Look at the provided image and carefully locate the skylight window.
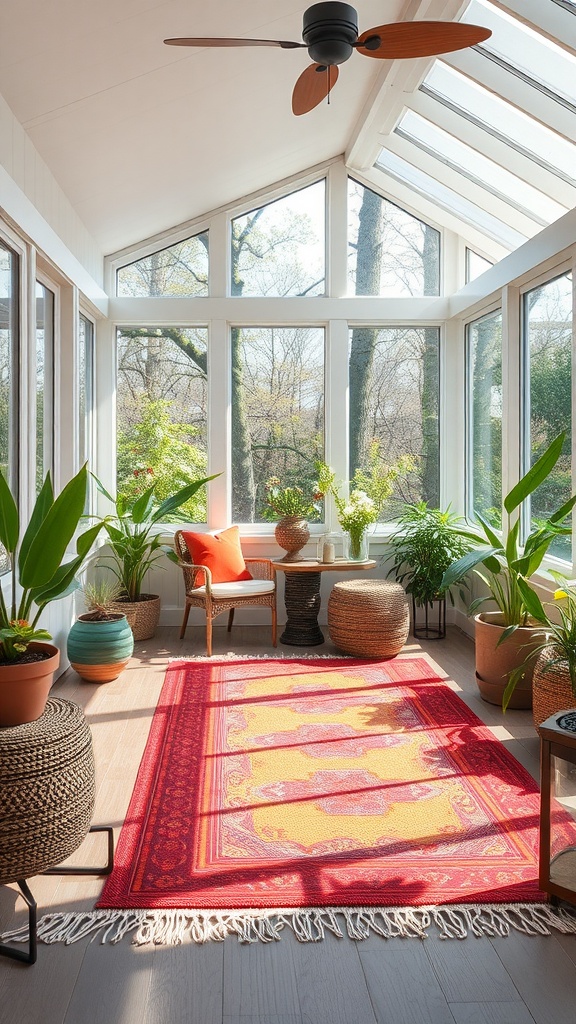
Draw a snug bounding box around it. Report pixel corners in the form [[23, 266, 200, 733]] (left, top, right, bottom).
[[463, 0, 576, 110], [374, 150, 526, 251], [395, 110, 567, 226], [421, 63, 576, 187]]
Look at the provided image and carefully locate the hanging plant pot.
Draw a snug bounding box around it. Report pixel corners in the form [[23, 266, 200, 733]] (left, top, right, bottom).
[[274, 516, 310, 562], [67, 613, 134, 683], [0, 642, 60, 727]]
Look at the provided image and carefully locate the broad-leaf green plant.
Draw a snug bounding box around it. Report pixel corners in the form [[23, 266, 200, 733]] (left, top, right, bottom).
[[441, 432, 576, 634], [0, 464, 102, 661], [93, 473, 218, 602]]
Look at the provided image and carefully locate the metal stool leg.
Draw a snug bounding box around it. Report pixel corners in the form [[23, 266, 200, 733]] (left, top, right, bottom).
[[1, 825, 114, 966], [43, 825, 114, 876], [0, 880, 37, 965]]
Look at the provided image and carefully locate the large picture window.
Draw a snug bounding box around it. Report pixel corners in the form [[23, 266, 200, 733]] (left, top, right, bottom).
[[231, 326, 325, 522], [116, 327, 208, 521], [523, 272, 572, 560], [349, 326, 440, 519], [466, 310, 503, 527]]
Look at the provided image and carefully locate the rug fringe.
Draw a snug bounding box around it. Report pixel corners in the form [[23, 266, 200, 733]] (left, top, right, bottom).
[[3, 904, 576, 948]]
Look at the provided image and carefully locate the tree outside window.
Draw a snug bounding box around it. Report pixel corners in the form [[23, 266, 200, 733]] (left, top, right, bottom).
[[116, 327, 208, 521]]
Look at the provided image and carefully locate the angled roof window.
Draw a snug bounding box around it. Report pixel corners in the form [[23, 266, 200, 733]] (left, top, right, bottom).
[[374, 150, 526, 251], [421, 62, 576, 186], [463, 0, 576, 110], [395, 110, 567, 226]]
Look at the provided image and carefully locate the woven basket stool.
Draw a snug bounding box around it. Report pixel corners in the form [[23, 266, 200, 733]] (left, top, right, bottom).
[[0, 697, 113, 965], [328, 579, 409, 657]]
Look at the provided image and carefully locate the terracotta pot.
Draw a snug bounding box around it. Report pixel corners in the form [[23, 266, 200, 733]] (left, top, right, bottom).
[[474, 612, 546, 709], [533, 646, 576, 729], [109, 594, 161, 641], [274, 516, 310, 562], [0, 642, 60, 727], [67, 613, 134, 683]]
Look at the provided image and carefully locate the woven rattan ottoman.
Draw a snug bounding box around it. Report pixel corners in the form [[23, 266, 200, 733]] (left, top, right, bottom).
[[327, 579, 409, 657], [0, 697, 95, 887]]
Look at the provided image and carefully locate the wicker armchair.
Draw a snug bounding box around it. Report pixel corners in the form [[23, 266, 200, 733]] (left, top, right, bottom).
[[174, 530, 277, 656]]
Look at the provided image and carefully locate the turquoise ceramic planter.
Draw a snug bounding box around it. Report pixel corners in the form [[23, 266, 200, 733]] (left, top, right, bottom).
[[67, 613, 134, 683]]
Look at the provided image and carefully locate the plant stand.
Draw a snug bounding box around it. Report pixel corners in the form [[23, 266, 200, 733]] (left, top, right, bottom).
[[412, 596, 446, 640]]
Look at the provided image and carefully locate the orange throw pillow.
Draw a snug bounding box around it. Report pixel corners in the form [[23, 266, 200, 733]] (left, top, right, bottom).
[[181, 527, 253, 583]]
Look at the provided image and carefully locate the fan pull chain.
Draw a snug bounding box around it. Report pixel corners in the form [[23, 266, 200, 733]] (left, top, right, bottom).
[[327, 64, 331, 104]]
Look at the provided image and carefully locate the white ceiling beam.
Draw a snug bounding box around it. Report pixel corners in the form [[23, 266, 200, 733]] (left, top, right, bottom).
[[345, 0, 474, 170]]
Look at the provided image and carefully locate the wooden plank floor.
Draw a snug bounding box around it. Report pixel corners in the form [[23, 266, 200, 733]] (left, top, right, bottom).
[[2, 624, 576, 1024]]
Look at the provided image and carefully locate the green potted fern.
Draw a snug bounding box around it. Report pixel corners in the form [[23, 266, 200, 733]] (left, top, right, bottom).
[[385, 502, 477, 638]]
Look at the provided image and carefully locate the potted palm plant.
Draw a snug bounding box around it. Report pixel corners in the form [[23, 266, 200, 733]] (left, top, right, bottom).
[[93, 473, 216, 640], [0, 464, 102, 725], [441, 433, 576, 708], [385, 502, 477, 638]]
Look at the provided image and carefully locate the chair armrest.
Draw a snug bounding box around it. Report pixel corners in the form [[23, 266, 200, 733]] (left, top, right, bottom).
[[245, 557, 276, 582], [176, 561, 213, 593]]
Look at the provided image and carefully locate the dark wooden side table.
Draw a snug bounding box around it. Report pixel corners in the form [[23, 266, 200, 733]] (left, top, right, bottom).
[[271, 558, 376, 646]]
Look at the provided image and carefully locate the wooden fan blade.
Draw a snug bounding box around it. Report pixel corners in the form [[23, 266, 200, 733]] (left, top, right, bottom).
[[292, 63, 339, 116], [356, 21, 492, 59], [164, 37, 303, 49]]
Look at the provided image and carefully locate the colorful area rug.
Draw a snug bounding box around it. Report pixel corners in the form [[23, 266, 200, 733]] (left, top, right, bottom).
[[5, 654, 576, 947]]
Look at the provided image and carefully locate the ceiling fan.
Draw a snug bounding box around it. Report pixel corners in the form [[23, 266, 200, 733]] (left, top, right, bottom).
[[164, 2, 491, 115]]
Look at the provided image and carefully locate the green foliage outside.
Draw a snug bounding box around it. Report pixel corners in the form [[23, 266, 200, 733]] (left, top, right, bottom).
[[117, 399, 208, 522]]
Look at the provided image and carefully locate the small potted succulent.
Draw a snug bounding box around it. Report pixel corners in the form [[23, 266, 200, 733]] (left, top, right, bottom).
[[67, 579, 134, 683]]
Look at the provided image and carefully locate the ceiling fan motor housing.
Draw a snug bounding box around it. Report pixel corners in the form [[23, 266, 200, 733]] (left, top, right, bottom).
[[302, 2, 359, 65]]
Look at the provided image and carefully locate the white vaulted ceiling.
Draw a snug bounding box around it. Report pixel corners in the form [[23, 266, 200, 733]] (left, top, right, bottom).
[[1, 0, 575, 259]]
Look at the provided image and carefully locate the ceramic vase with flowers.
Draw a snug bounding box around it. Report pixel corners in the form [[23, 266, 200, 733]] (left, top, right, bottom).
[[262, 477, 322, 562], [316, 443, 415, 562]]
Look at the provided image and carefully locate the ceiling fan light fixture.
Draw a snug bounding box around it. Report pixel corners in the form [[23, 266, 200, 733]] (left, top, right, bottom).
[[302, 1, 359, 65]]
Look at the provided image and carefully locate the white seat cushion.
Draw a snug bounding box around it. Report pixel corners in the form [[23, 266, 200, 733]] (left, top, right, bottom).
[[192, 579, 275, 599]]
